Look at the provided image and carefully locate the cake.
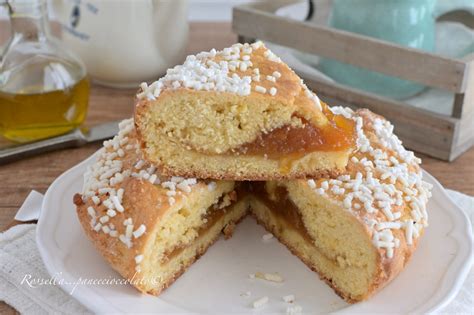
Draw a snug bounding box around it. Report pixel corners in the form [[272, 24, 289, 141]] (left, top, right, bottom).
[[74, 119, 248, 295], [134, 42, 356, 180], [74, 107, 432, 302], [249, 107, 432, 302]]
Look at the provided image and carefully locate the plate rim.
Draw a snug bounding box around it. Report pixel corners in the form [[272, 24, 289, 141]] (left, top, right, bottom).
[[36, 152, 122, 313], [36, 151, 473, 314], [411, 171, 473, 313]]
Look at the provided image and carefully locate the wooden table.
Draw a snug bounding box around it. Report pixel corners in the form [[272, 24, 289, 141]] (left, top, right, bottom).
[[0, 22, 473, 313]]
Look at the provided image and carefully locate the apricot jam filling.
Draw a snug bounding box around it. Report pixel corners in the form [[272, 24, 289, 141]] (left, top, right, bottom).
[[162, 208, 226, 263], [161, 190, 238, 263], [234, 112, 355, 158], [250, 183, 314, 243]]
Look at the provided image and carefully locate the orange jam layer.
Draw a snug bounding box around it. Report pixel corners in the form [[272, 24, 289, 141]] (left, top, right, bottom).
[[161, 189, 239, 263], [250, 183, 314, 243], [162, 207, 226, 263], [235, 112, 355, 158]]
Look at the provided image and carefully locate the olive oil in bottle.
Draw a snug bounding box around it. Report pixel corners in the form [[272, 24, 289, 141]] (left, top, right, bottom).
[[0, 0, 89, 143], [0, 78, 89, 142]]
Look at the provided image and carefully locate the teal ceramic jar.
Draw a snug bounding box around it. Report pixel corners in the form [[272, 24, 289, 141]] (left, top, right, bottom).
[[319, 0, 437, 99]]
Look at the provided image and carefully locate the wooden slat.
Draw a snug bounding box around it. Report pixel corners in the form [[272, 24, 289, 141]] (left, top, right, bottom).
[[232, 3, 469, 93], [451, 137, 474, 161], [452, 57, 474, 160], [452, 54, 474, 118], [452, 93, 466, 118]]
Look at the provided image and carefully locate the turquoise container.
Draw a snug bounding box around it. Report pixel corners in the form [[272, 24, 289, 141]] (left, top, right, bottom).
[[318, 0, 471, 99]]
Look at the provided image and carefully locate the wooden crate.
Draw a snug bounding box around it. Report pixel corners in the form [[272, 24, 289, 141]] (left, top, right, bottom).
[[232, 0, 474, 161]]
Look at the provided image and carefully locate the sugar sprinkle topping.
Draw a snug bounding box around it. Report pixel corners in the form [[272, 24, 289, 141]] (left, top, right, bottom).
[[81, 118, 199, 268], [282, 294, 295, 303], [262, 233, 274, 241], [307, 107, 432, 258], [136, 41, 322, 111], [286, 305, 303, 315], [252, 296, 269, 309], [254, 271, 284, 283], [135, 254, 144, 264]]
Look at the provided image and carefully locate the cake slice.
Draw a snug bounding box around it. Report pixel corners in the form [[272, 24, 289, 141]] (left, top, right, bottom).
[[134, 42, 355, 180], [249, 108, 432, 302], [74, 119, 248, 295], [74, 110, 431, 302]]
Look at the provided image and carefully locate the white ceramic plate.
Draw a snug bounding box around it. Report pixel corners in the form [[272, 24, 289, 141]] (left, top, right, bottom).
[[37, 152, 473, 314]]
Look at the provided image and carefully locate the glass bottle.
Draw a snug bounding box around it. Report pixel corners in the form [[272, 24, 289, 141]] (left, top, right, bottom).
[[0, 0, 89, 143]]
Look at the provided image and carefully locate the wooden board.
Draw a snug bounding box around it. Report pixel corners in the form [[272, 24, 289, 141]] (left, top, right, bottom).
[[453, 56, 474, 159]]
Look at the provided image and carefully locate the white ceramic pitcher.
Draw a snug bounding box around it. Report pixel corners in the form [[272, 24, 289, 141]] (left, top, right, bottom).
[[51, 0, 188, 88]]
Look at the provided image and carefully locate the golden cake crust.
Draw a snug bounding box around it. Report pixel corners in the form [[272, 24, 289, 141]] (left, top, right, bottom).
[[74, 119, 240, 294], [136, 159, 342, 181], [134, 42, 355, 180], [134, 42, 329, 130], [251, 211, 418, 303], [75, 107, 431, 303], [75, 177, 160, 288], [270, 108, 430, 302], [76, 193, 246, 295]]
